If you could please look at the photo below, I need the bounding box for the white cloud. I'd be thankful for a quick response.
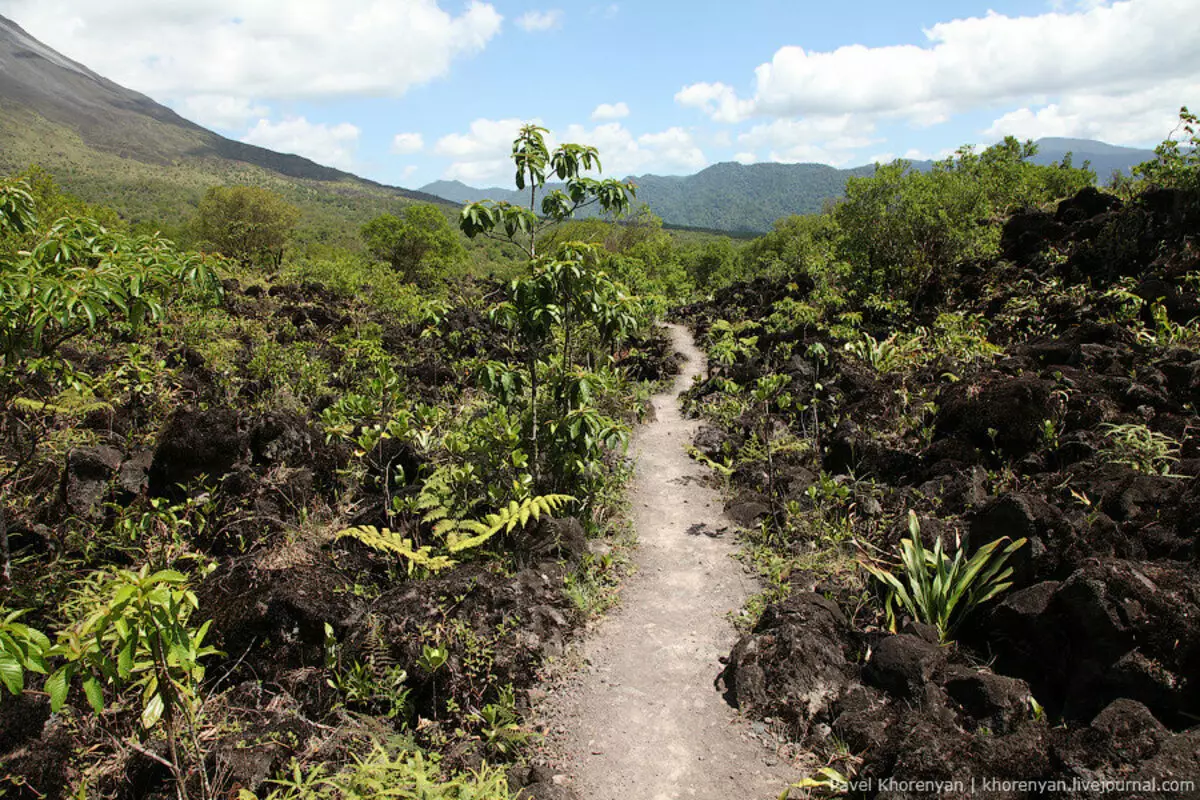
[516,9,563,32]
[734,151,757,164]
[435,118,707,183]
[984,79,1191,145]
[675,82,753,124]
[2,0,503,109]
[591,102,630,121]
[679,0,1198,125]
[391,132,425,154]
[401,165,419,181]
[736,116,881,166]
[435,117,532,183]
[241,117,361,170]
[177,94,268,130]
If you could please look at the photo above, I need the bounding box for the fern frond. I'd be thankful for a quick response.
[335,526,455,574]
[444,494,575,554]
[12,392,113,417]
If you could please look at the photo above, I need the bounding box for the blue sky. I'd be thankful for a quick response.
[1,0,1195,188]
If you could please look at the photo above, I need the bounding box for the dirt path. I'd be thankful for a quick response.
[537,324,796,800]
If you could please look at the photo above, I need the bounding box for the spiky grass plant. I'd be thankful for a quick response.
[860,511,1026,642]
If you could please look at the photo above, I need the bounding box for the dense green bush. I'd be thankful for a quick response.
[835,138,1094,305]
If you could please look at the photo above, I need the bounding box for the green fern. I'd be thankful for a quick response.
[345,494,576,573]
[335,527,456,575]
[441,494,575,553]
[12,391,112,417]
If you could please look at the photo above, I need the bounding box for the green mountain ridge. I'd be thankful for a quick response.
[422,140,1158,233]
[0,13,449,247]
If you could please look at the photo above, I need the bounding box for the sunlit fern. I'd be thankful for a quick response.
[419,493,576,553]
[334,527,456,576]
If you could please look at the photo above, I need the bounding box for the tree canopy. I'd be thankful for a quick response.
[194,185,299,269]
[459,124,637,259]
[360,204,465,283]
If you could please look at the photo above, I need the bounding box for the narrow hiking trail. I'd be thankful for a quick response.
[537,324,797,800]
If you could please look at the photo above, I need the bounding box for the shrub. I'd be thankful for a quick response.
[1100,423,1181,475]
[860,512,1026,642]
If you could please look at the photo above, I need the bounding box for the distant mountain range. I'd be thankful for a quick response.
[0,13,1162,240]
[0,13,444,244]
[423,138,1158,234]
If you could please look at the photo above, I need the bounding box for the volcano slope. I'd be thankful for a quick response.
[678,186,1200,798]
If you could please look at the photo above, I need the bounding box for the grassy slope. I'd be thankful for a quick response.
[0,103,463,250]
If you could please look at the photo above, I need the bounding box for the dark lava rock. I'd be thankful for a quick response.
[0,714,74,800]
[944,667,1034,734]
[116,450,153,498]
[693,424,730,460]
[1001,209,1067,261]
[0,694,49,755]
[60,445,123,518]
[863,634,947,702]
[984,561,1199,726]
[355,564,577,717]
[938,376,1056,458]
[719,592,859,732]
[197,557,364,679]
[149,407,246,496]
[968,493,1073,582]
[1055,186,1123,224]
[513,515,588,567]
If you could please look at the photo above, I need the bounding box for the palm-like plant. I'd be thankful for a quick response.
[860,511,1026,642]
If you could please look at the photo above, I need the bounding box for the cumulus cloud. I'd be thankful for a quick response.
[241,117,361,170]
[516,9,563,32]
[733,152,757,164]
[435,117,531,183]
[591,102,630,121]
[1,0,502,106]
[679,0,1197,125]
[435,118,707,183]
[675,0,1197,151]
[391,132,425,154]
[177,94,268,130]
[736,116,880,166]
[984,79,1191,144]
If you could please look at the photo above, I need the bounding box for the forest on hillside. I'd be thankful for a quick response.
[1,108,1198,800]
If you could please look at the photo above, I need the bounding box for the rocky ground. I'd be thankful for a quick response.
[678,187,1200,798]
[0,275,682,800]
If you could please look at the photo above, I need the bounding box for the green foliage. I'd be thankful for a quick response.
[423,493,575,554]
[1132,106,1199,191]
[194,184,300,268]
[336,526,457,576]
[286,252,427,319]
[683,237,740,292]
[860,511,1026,642]
[48,566,219,721]
[361,204,466,283]
[460,124,636,259]
[1099,423,1181,475]
[843,332,923,373]
[0,186,224,370]
[472,685,533,757]
[835,139,1094,304]
[49,566,220,799]
[0,608,50,701]
[252,740,512,800]
[338,493,574,574]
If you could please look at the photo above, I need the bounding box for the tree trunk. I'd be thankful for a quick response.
[0,497,10,590]
[529,355,541,487]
